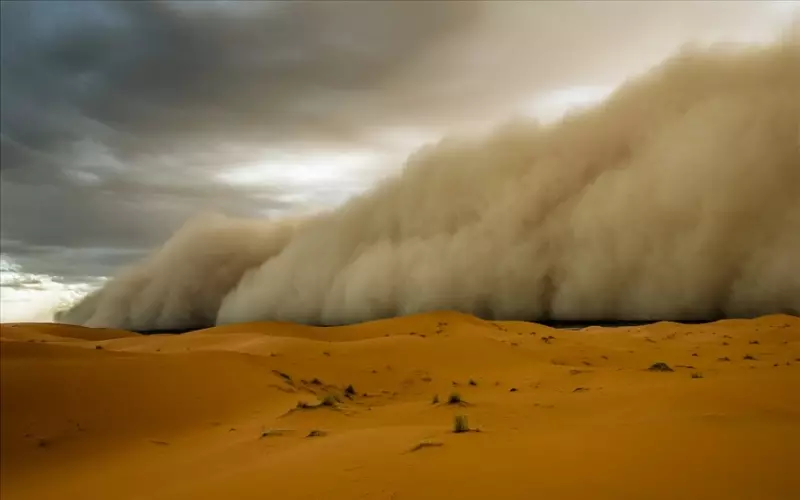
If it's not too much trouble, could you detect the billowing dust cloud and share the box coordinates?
[56,39,800,331]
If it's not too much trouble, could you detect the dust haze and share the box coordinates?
[56,36,800,331]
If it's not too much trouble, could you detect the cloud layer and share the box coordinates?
[2,1,796,286]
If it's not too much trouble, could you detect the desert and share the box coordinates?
[2,312,798,499]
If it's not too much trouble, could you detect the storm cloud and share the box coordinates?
[1,0,796,287]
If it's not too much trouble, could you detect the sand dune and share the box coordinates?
[2,313,798,499]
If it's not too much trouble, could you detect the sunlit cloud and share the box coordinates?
[522,86,617,124]
[0,255,105,322]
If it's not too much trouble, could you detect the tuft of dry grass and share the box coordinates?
[409,440,444,452]
[453,415,470,433]
[320,394,339,407]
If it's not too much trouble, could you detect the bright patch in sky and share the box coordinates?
[0,255,103,323]
[217,148,405,212]
[523,86,616,124]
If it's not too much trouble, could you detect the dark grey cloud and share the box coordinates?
[0,0,794,283]
[1,0,482,278]
[1,238,141,284]
[1,1,480,157]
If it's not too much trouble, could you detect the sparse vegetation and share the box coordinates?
[718,356,731,362]
[410,440,444,452]
[453,415,469,433]
[447,392,462,405]
[432,394,440,404]
[648,362,674,372]
[743,354,757,361]
[306,430,326,438]
[468,378,477,386]
[320,394,339,407]
[509,387,518,392]
[310,378,323,385]
[260,429,289,438]
[691,372,703,379]
[296,394,340,410]
[344,384,356,397]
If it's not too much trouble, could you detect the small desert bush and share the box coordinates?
[320,394,339,407]
[453,414,469,433]
[447,392,462,404]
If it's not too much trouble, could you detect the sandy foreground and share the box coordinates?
[1,312,798,500]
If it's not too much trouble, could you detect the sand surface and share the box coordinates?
[2,312,799,500]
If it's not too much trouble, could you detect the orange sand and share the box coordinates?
[2,312,798,500]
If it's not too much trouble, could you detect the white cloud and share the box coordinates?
[0,255,102,323]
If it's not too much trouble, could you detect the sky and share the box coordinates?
[1,0,798,322]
